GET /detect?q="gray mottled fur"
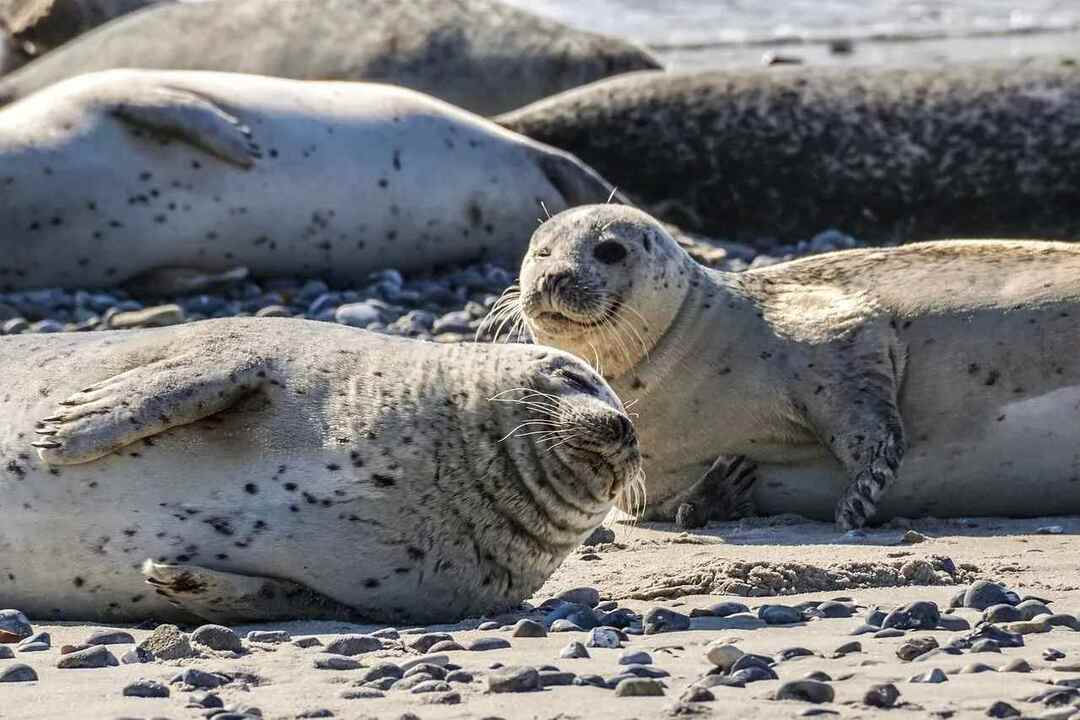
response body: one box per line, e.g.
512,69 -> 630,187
0,317 -> 640,622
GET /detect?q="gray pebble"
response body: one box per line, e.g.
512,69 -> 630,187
84,630 -> 135,646
0,609 -> 32,642
833,641 -> 861,657
190,625 -> 240,652
0,664 -> 37,682
246,630 -> 290,644
404,663 -> 447,680
324,634 -> 382,656
550,619 -> 584,633
468,637 -> 511,651
120,647 -> 154,664
619,650 -> 653,665
540,671 -> 577,687
582,527 -> 615,546
557,588 -> 601,607
560,641 -> 589,659
340,688 -> 385,700
965,581 -> 1013,610
408,633 -> 453,653
587,627 -> 621,648
863,683 -> 900,708
426,640 -> 465,652
971,639 -> 1002,653
445,670 -> 474,684
488,665 -> 541,693
1002,658 -> 1032,673
909,668 -> 948,683
874,628 -> 906,639
292,636 -> 322,649
314,654 -> 362,671
410,680 -> 451,694
57,645 -> 118,668
986,701 -> 1021,718
960,662 -> 996,674
170,668 -> 227,689
123,679 -> 170,698
512,619 -> 547,638
614,677 -> 665,697
138,625 -> 194,660
758,605 -> 804,625
776,647 -> 815,662
1016,599 -> 1053,620
775,680 -> 835,704
680,686 -> 716,703
644,607 -> 691,634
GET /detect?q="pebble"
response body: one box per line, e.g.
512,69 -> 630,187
324,634 -> 383,656
170,668 -> 227,689
884,601 -> 940,630
863,683 -> 901,708
557,587 -> 601,607
399,654 -> 449,672
0,609 -> 33,643
705,642 -> 744,671
404,663 -> 447,680
910,668 -> 948,683
426,640 -> 466,652
107,304 -> 185,329
560,641 -> 590,659
587,627 -> 621,649
833,641 -> 862,657
468,637 -> 512,651
246,630 -> 290,644
965,581 -> 1013,610
1046,614 -> 1080,630
17,641 -> 49,652
135,624 -> 193,660
815,601 -> 857,619
1001,619 -> 1050,635
614,678 -> 665,697
643,607 -> 691,634
619,650 -> 653,665
408,633 -> 453,653
488,665 -> 541,693
984,604 -> 1025,623
874,628 -> 906,639
582,527 -> 615,546
57,645 -> 118,668
120,648 -> 154,664
776,647 -> 815,662
0,664 -> 37,682
341,688 -> 385,700
775,680 -> 835,704
1016,599 -> 1053,620
986,701 -> 1021,718
1001,658 -> 1032,673
549,619 -> 584,633
759,605 -> 804,625
123,679 -> 170,698
0,646 -> 12,659
539,671 -> 577,687
393,674 -> 436,690
960,662 -> 996,674
512,619 -> 547,638
897,637 -> 939,661
190,625 -> 241,652
293,636 -> 322,649
410,679 -> 452,694
681,686 -> 716,703
314,654 -> 362,670
1045,648 -> 1066,661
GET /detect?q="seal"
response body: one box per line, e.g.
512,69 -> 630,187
0,316 -> 641,623
0,0 -> 162,72
0,68 -> 616,291
510,204 -> 1080,529
498,61 -> 1080,246
0,0 -> 661,114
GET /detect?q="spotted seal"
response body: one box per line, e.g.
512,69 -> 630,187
508,204 -> 1080,529
498,60 -> 1080,246
0,0 -> 660,114
0,317 -> 641,623
0,0 -> 163,73
0,68 -> 615,291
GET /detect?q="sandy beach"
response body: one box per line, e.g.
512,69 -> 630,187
3,515 -> 1078,719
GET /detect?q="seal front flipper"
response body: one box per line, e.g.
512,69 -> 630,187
142,561 -> 361,623
674,454 -> 758,530
108,85 -> 258,168
33,348 -> 268,465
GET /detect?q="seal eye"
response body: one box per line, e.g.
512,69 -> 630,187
535,247 -> 551,258
594,241 -> 627,265
559,370 -> 599,397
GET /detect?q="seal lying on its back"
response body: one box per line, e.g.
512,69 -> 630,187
0,0 -> 660,115
0,69 -> 615,291
0,317 -> 641,623
512,204 -> 1080,529
499,62 -> 1080,245
0,0 -> 163,72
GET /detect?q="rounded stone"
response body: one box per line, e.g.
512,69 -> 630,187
246,630 -> 290,644
550,619 -> 584,633
190,625 -> 241,652
984,604 -> 1024,624
705,642 -> 744,671
324,634 -> 383,656
614,677 -> 665,697
863,683 -> 900,708
643,607 -> 691,634
170,668 -> 227,689
57,645 -> 118,668
587,627 -> 621,649
139,624 -> 194,660
986,701 -> 1021,718
1015,600 -> 1052,620
123,679 -> 170,698
775,680 -> 835,704
619,650 -> 652,666
488,666 -> 541,693
468,637 -> 512,651
909,668 -> 948,684
965,582 -> 1013,610
897,637 -> 939,661
314,654 -> 361,670
560,641 -> 589,659
0,664 -> 37,682
1001,658 -> 1032,673
0,610 -> 33,643
759,605 -> 804,625
512,619 -> 547,638
557,587 -> 601,607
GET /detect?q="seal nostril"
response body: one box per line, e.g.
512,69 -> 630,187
594,241 -> 627,265
617,414 -> 632,438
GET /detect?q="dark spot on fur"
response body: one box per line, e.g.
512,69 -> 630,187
73,577 -> 85,588
985,370 -> 999,386
407,546 -> 425,560
244,483 -> 258,494
364,578 -> 380,588
372,474 -> 396,488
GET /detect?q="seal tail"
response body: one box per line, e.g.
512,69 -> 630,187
537,149 -> 632,207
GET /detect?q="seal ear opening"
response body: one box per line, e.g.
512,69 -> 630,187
537,149 -> 630,208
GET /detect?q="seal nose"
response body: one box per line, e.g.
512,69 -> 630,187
617,414 -> 633,439
540,269 -> 574,297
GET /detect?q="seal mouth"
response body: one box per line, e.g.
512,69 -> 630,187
529,298 -> 621,336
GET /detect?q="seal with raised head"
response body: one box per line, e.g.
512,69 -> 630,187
0,317 -> 641,623
0,68 -> 615,291
0,0 -> 163,73
0,0 -> 660,114
510,204 -> 1080,529
498,61 -> 1080,246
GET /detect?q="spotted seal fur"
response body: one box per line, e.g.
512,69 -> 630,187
0,0 -> 660,114
0,68 -> 615,291
0,317 -> 641,623
508,204 -> 1080,529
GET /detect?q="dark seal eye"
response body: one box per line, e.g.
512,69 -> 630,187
594,241 -> 627,264
559,370 -> 599,397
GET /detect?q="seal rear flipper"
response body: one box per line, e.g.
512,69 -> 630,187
33,348 -> 269,465
142,561 -> 362,623
109,85 -> 258,168
122,265 -> 249,298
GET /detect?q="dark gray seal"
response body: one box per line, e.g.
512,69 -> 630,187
511,204 -> 1080,529
498,60 -> 1080,246
0,317 -> 641,623
0,0 -> 660,115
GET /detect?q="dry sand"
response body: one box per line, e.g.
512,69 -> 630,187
2,514 -> 1079,720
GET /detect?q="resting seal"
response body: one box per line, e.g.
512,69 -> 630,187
499,61 -> 1080,245
0,69 -> 614,291
511,204 -> 1080,529
0,0 -> 660,114
0,317 -> 641,623
0,0 -> 162,71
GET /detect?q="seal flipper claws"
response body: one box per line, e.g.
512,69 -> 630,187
672,454 -> 758,528
140,560 -> 361,623
109,86 -> 257,168
34,349 -> 268,465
